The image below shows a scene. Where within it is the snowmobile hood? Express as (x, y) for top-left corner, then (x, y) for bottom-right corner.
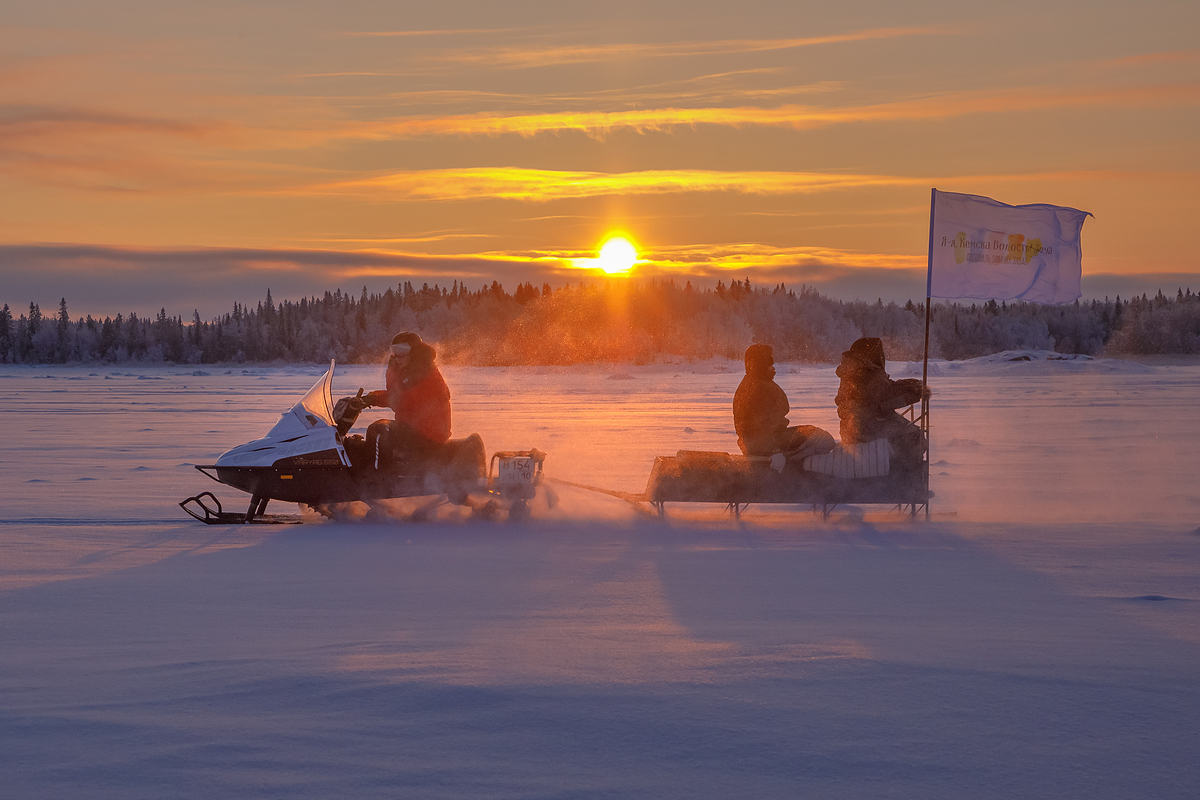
(214, 361), (350, 469)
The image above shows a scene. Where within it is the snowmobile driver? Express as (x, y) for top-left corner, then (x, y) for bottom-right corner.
(733, 344), (834, 468)
(358, 332), (452, 470)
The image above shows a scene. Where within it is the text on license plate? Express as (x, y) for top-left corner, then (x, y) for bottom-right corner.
(498, 457), (535, 484)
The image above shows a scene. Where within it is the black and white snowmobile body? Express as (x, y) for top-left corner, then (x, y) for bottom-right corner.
(180, 361), (546, 523)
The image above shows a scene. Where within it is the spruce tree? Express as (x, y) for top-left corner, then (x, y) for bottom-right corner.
(0, 304), (11, 363)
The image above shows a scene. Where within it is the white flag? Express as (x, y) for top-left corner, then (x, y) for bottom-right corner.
(928, 189), (1091, 305)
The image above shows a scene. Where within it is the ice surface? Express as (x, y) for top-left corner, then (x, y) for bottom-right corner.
(2, 360), (1199, 798)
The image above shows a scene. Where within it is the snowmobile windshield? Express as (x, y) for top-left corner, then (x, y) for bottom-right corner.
(294, 360), (337, 428)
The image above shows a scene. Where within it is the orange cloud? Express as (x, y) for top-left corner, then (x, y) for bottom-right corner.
(343, 27), (536, 38)
(623, 242), (925, 274)
(314, 167), (922, 201)
(308, 166), (1187, 203)
(422, 27), (950, 69)
(0, 104), (241, 190)
(342, 105), (836, 138)
(331, 242), (926, 280)
(293, 73), (832, 112)
(847, 83), (1200, 123)
(5, 79), (1192, 197)
(0, 102), (346, 192)
(289, 232), (497, 245)
(331, 83), (1200, 141)
(7, 77), (1192, 195)
(0, 105), (220, 142)
(1099, 49), (1200, 68)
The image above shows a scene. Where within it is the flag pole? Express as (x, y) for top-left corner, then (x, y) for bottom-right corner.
(921, 188), (936, 519)
(923, 188), (935, 388)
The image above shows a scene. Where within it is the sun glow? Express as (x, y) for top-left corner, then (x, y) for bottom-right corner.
(596, 236), (639, 274)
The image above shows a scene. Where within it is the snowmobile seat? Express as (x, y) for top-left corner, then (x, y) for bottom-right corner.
(432, 433), (487, 478)
(428, 434), (488, 503)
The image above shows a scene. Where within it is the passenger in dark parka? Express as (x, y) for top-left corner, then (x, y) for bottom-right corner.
(733, 344), (835, 459)
(834, 337), (926, 457)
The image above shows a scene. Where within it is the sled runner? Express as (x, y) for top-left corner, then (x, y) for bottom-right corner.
(180, 361), (548, 523)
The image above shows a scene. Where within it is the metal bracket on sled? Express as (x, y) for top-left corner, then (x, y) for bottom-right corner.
(179, 491), (303, 525)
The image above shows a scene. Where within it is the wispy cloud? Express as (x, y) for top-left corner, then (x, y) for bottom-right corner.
(0, 241), (938, 316)
(0, 103), (329, 191)
(346, 106), (833, 138)
(315, 167), (921, 201)
(329, 83), (1200, 140)
(0, 104), (220, 140)
(297, 71), (826, 113)
(0, 242), (523, 277)
(3, 53), (1192, 203)
(342, 27), (536, 38)
(574, 242), (926, 275)
(0, 240), (925, 290)
(7, 78), (1192, 196)
(0, 104), (217, 189)
(309, 166), (1161, 203)
(1099, 49), (1200, 68)
(286, 232), (497, 245)
(850, 83), (1200, 122)
(427, 27), (948, 69)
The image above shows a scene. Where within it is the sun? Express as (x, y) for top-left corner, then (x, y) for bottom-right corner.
(595, 236), (639, 275)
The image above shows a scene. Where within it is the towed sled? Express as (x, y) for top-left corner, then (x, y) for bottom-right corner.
(180, 361), (547, 524)
(636, 400), (930, 518)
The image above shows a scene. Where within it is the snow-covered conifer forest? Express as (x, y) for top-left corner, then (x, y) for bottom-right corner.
(3, 280), (1199, 365)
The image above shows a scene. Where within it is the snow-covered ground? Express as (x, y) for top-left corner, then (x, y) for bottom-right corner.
(2, 356), (1198, 798)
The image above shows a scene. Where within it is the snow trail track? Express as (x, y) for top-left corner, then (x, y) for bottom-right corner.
(2, 360), (1198, 798)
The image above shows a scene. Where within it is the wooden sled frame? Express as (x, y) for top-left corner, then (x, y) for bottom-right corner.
(642, 398), (931, 520)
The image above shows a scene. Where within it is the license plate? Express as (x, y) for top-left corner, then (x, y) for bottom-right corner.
(498, 456), (536, 484)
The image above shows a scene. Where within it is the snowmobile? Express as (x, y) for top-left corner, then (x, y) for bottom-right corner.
(180, 361), (547, 524)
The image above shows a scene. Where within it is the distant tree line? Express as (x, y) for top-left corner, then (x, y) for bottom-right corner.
(2, 280), (1199, 366)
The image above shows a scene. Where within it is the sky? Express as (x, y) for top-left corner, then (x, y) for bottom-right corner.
(1, 0), (1198, 319)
